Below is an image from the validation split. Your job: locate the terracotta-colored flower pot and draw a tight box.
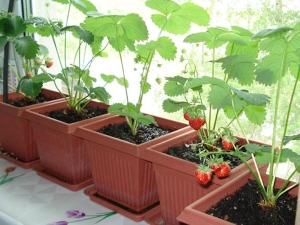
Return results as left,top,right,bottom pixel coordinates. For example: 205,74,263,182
73,115,190,222
22,100,111,191
177,167,298,225
0,89,63,168
142,129,265,225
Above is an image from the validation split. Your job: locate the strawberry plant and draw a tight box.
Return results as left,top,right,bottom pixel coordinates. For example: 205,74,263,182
0,11,51,98
163,26,270,150
82,0,210,135
198,23,300,211
27,0,110,113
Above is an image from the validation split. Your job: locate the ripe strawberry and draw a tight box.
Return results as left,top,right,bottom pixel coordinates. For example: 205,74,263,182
195,168,213,185
189,117,206,130
215,162,230,178
221,135,236,150
210,163,221,172
184,112,190,121
45,58,53,68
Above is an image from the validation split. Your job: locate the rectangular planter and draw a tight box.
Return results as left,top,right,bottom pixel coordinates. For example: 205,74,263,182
142,129,265,225
73,115,190,221
22,100,112,191
0,89,63,168
177,168,298,225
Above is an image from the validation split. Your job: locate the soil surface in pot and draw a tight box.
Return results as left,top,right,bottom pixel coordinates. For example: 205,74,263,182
98,122,173,144
166,140,245,169
206,179,297,225
8,92,55,107
48,106,108,123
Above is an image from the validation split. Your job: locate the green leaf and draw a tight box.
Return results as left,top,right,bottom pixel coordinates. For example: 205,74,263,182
0,15,26,37
185,76,231,93
208,85,232,109
135,113,158,126
217,55,257,85
83,16,124,37
64,25,94,44
255,146,273,165
244,105,266,125
184,27,245,49
281,149,300,169
244,143,264,154
119,14,148,41
162,98,189,113
74,85,89,94
156,36,177,60
53,0,98,14
141,81,151,94
101,74,118,83
164,79,186,97
90,86,110,104
283,134,300,145
108,103,127,115
252,26,293,39
32,73,53,83
17,77,43,98
146,0,180,15
230,87,270,106
0,36,7,50
224,96,247,119
13,36,39,59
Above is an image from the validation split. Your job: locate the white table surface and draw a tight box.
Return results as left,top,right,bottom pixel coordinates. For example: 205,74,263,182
0,158,150,225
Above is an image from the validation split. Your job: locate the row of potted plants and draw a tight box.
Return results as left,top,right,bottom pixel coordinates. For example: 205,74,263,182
1,0,300,224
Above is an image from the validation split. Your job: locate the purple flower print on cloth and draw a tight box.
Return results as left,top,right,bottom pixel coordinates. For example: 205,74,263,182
66,210,85,218
47,210,116,224
47,221,68,225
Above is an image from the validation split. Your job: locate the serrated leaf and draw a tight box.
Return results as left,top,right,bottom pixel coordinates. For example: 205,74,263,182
284,134,300,145
252,26,292,39
224,96,247,119
162,99,188,113
141,81,151,94
18,77,43,98
217,55,257,85
185,76,231,93
230,87,270,106
0,36,7,50
135,114,158,126
184,27,244,49
54,0,98,14
119,14,148,41
101,74,117,83
156,36,177,60
164,80,185,97
13,36,39,59
208,85,232,109
108,103,127,115
64,25,94,44
244,143,264,154
255,146,272,165
146,0,180,15
0,15,26,37
32,73,53,83
281,149,300,169
90,86,110,104
74,85,88,94
83,16,124,37
244,105,266,125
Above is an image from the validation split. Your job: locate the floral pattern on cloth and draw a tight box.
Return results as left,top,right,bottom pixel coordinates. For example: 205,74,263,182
47,210,117,225
0,166,24,185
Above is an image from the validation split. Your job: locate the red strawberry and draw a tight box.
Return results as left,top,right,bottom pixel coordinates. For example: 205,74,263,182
221,135,236,150
215,162,230,178
189,117,206,130
45,58,53,68
184,112,190,121
195,168,212,185
210,163,221,172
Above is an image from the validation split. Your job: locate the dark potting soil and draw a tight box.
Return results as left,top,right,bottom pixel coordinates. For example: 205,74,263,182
166,140,244,169
98,122,173,145
206,179,297,225
48,106,108,123
8,92,54,107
